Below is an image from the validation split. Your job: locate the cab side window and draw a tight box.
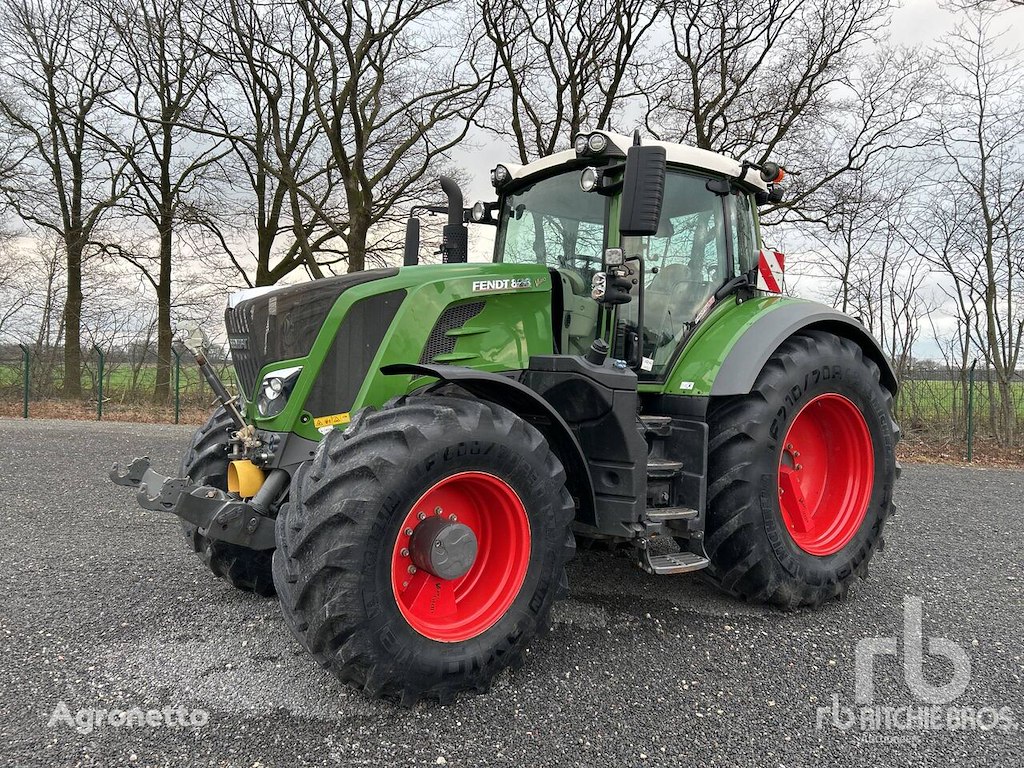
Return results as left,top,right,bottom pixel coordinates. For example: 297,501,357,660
729,192,759,276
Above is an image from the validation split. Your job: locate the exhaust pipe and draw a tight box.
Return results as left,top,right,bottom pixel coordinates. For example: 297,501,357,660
439,176,467,264
403,216,421,266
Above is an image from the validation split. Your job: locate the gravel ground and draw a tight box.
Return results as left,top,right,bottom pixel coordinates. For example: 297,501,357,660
0,418,1021,767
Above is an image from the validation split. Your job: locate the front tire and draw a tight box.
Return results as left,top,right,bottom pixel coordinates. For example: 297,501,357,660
273,395,576,704
178,408,276,597
703,331,899,609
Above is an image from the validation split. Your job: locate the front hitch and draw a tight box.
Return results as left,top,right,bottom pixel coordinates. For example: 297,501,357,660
111,457,281,550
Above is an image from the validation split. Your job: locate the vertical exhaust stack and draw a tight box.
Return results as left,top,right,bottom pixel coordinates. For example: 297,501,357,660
403,216,421,266
439,176,468,264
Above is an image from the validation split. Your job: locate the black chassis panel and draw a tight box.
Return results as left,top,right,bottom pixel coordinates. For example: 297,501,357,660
522,356,649,537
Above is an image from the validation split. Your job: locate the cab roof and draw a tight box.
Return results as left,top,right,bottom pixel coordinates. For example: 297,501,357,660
501,130,769,193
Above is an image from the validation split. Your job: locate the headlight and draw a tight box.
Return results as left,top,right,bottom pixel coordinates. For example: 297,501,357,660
587,132,608,154
491,164,511,187
256,366,302,418
580,167,600,192
471,201,487,222
574,134,589,154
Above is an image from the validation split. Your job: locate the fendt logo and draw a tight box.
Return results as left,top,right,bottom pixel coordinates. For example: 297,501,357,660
471,278,533,292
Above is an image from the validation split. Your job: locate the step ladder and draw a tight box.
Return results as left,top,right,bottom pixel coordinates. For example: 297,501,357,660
643,506,698,523
638,547,710,575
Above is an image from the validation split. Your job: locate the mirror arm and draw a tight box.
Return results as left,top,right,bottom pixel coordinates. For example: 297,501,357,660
627,255,645,371
714,273,755,303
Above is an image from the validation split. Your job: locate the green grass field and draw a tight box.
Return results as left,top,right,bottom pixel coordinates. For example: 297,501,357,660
0,360,237,404
897,378,1024,424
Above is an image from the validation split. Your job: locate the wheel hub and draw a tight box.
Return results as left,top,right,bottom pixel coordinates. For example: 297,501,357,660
390,471,532,643
409,517,478,580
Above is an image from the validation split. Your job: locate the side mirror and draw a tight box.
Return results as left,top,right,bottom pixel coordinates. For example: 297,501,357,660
618,145,666,237
403,216,420,266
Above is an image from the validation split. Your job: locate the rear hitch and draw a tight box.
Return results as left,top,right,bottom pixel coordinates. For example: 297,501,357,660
111,457,281,550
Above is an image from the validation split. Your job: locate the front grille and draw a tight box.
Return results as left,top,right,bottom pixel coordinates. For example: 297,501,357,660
419,301,485,363
225,268,398,398
225,304,260,396
306,290,406,417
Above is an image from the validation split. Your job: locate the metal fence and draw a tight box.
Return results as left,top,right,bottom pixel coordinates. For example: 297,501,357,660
1,346,1021,456
895,367,1024,456
0,344,237,424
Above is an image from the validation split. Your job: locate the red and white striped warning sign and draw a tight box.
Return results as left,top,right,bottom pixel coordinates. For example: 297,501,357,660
757,248,785,293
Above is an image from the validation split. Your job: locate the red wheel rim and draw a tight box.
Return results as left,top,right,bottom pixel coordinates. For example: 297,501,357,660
777,394,874,556
390,471,531,642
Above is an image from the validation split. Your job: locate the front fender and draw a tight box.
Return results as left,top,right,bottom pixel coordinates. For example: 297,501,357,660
381,363,597,525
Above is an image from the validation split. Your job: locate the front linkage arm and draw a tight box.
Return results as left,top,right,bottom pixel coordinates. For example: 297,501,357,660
110,457,279,550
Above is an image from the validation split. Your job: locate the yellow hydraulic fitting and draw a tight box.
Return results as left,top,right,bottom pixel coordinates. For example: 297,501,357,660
227,460,265,498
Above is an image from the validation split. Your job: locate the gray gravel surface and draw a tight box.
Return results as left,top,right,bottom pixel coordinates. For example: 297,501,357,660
0,418,1021,767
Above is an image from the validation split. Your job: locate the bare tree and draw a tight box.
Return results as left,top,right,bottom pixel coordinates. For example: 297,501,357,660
478,0,660,162
646,0,931,224
294,0,494,273
97,0,230,400
921,10,1024,445
198,0,343,286
798,155,932,394
0,0,130,397
0,245,30,336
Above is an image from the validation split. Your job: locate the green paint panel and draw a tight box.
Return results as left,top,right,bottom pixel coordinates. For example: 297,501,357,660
651,294,805,397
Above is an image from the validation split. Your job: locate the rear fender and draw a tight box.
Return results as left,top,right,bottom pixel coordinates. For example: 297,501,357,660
710,303,898,397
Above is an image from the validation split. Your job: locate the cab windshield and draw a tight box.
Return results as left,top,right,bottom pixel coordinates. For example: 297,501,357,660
495,171,605,355
495,171,605,284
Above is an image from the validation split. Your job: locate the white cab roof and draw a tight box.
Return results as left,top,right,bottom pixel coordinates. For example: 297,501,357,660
503,131,769,192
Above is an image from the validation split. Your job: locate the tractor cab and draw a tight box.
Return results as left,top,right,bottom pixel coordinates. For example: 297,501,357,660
485,131,773,378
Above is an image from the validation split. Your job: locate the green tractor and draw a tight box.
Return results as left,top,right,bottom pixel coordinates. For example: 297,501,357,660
112,131,899,703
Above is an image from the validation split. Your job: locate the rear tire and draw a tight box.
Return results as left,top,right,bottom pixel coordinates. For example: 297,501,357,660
178,408,276,597
703,331,898,609
273,395,576,704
